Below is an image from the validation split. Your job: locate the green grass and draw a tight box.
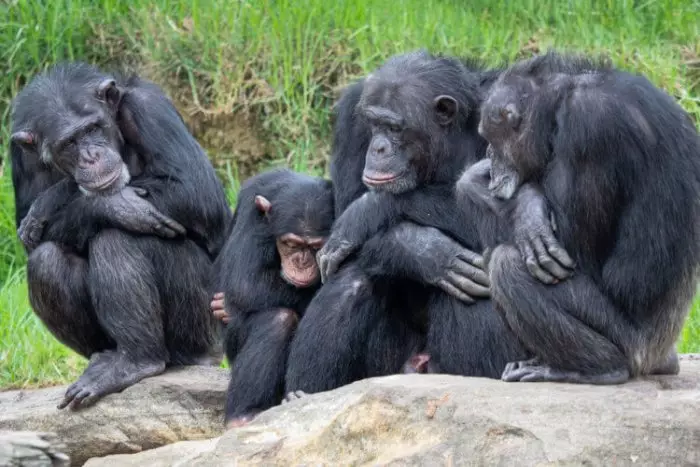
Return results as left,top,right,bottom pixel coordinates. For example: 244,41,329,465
0,0,699,388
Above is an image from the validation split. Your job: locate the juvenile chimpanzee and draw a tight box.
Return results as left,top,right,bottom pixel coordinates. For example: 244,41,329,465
479,51,700,383
211,168,334,427
284,51,569,396
10,62,232,409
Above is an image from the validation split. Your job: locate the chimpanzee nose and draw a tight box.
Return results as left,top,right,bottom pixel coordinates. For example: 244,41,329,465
79,148,100,167
371,139,389,155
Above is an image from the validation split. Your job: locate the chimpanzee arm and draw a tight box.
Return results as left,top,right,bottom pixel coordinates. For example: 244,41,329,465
116,78,232,257
25,182,186,253
392,182,575,285
357,224,492,303
10,140,64,229
319,161,574,286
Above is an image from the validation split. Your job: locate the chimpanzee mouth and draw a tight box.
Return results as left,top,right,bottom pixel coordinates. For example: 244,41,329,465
86,168,124,192
362,172,399,186
281,271,318,288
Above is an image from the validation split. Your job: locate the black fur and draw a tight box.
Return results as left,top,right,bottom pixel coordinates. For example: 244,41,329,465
285,51,528,394
483,51,700,383
10,62,232,409
213,168,334,424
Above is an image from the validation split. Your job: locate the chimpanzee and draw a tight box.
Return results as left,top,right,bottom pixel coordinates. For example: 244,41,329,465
209,168,333,427
283,51,570,395
475,51,700,384
10,62,232,409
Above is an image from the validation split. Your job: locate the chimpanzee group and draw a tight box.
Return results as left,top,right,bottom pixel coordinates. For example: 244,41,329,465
10,48,700,426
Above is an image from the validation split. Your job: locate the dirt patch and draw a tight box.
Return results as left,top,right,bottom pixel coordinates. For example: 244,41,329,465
186,111,269,177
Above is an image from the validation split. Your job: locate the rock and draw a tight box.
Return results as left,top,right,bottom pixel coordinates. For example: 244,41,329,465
0,431,70,467
86,355,700,467
0,366,228,466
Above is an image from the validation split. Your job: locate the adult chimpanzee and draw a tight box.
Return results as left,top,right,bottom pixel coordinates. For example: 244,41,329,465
10,62,232,409
284,51,570,395
210,168,334,427
476,51,700,384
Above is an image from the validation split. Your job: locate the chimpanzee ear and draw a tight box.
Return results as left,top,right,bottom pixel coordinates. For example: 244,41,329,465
97,78,121,109
254,195,272,214
434,95,459,126
10,131,36,150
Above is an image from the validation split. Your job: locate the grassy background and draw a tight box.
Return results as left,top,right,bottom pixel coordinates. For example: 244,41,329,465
0,0,699,388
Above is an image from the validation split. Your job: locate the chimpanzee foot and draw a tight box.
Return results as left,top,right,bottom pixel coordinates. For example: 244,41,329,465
225,410,262,429
501,358,630,385
401,353,432,374
650,350,680,375
282,390,308,404
58,352,166,410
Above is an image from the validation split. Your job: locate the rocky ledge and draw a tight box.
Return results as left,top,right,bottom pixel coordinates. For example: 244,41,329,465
1,356,699,466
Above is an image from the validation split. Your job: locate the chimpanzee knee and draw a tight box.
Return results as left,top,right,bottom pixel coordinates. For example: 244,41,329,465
273,308,300,331
27,242,110,358
285,264,375,394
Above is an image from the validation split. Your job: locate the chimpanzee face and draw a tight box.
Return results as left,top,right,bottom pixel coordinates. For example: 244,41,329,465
275,233,326,288
11,78,129,195
478,78,528,201
357,80,459,195
254,195,329,288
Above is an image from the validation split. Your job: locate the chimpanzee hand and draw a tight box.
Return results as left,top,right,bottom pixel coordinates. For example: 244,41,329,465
17,210,47,253
100,186,187,239
318,192,387,282
317,234,358,283
390,223,490,303
512,184,575,284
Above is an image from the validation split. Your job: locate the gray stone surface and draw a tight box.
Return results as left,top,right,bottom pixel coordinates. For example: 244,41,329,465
85,355,700,467
0,366,228,466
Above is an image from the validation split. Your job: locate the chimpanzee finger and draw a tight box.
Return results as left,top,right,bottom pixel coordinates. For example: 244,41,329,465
324,256,341,280
452,257,490,288
151,221,177,238
437,278,476,304
541,232,576,269
213,308,229,321
132,187,149,197
520,241,557,284
532,236,571,281
57,385,80,410
455,249,485,269
317,253,329,284
68,389,92,410
154,211,186,236
211,298,225,312
446,270,490,298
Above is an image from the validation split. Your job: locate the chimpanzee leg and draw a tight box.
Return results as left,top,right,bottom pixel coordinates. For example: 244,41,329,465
363,283,427,377
26,242,113,358
285,264,385,394
489,244,631,384
225,308,299,427
426,292,529,379
58,229,168,410
144,238,222,366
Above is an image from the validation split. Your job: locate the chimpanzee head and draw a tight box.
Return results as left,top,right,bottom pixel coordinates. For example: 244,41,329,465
479,52,607,200
10,62,129,195
355,51,479,194
255,177,334,288
477,73,534,200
